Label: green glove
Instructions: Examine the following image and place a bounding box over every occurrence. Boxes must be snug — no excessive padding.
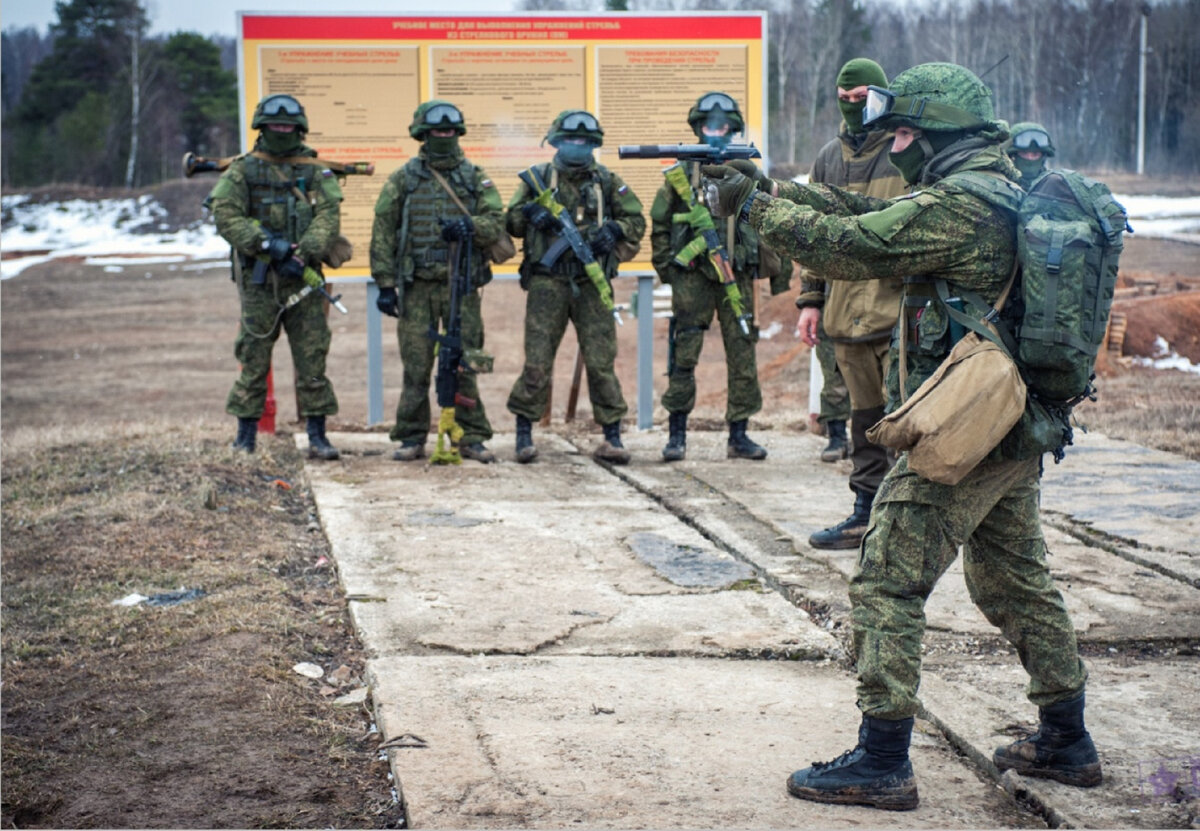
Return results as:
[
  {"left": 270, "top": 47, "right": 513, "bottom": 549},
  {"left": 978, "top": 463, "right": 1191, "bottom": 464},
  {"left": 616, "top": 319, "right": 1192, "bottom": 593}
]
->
[
  {"left": 672, "top": 203, "right": 716, "bottom": 232},
  {"left": 699, "top": 165, "right": 758, "bottom": 219},
  {"left": 724, "top": 159, "right": 773, "bottom": 193}
]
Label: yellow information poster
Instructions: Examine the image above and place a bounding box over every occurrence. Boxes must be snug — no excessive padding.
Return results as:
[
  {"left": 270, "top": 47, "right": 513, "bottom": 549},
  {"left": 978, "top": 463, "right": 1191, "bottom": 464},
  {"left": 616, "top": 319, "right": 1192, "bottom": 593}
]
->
[{"left": 238, "top": 13, "right": 767, "bottom": 275}]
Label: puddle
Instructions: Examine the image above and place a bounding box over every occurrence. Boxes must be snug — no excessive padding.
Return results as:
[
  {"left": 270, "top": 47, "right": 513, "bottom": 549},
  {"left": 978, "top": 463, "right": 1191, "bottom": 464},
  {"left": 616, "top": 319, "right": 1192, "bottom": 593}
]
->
[
  {"left": 626, "top": 532, "right": 754, "bottom": 587},
  {"left": 406, "top": 508, "right": 489, "bottom": 528}
]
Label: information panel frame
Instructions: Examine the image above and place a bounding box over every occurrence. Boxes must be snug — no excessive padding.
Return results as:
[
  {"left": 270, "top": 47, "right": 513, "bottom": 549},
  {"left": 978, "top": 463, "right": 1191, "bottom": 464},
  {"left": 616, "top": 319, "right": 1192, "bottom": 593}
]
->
[{"left": 236, "top": 11, "right": 768, "bottom": 276}]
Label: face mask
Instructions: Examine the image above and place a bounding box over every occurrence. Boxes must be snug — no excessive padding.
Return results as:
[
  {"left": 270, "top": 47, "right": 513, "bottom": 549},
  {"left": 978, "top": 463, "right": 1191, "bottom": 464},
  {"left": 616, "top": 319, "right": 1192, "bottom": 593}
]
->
[
  {"left": 1013, "top": 156, "right": 1045, "bottom": 182},
  {"left": 556, "top": 142, "right": 594, "bottom": 167},
  {"left": 702, "top": 132, "right": 732, "bottom": 150},
  {"left": 425, "top": 135, "right": 459, "bottom": 158},
  {"left": 888, "top": 140, "right": 927, "bottom": 185},
  {"left": 839, "top": 99, "right": 866, "bottom": 135},
  {"left": 261, "top": 129, "right": 301, "bottom": 156}
]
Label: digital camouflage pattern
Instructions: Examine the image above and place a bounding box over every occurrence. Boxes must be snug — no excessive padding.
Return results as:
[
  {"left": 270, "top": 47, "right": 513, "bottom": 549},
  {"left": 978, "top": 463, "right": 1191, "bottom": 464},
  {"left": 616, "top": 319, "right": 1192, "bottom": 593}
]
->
[
  {"left": 878, "top": 62, "right": 999, "bottom": 133},
  {"left": 650, "top": 161, "right": 767, "bottom": 422},
  {"left": 208, "top": 135, "right": 343, "bottom": 419},
  {"left": 369, "top": 144, "right": 505, "bottom": 443},
  {"left": 747, "top": 136, "right": 1087, "bottom": 717},
  {"left": 505, "top": 157, "right": 645, "bottom": 425}
]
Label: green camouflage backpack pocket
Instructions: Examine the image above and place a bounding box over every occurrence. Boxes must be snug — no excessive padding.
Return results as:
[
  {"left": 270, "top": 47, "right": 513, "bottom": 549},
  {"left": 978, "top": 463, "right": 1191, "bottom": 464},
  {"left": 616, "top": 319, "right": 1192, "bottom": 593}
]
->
[{"left": 1015, "top": 170, "right": 1128, "bottom": 405}]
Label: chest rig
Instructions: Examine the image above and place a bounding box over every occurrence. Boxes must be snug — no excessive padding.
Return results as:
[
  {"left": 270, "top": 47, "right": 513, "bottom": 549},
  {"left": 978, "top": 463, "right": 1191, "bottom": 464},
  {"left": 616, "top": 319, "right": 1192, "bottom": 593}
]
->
[
  {"left": 242, "top": 154, "right": 320, "bottom": 243},
  {"left": 401, "top": 157, "right": 480, "bottom": 275}
]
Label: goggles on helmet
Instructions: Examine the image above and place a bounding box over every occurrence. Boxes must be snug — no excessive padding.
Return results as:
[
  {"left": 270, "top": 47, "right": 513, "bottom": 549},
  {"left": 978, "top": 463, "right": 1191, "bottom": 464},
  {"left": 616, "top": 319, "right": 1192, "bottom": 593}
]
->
[
  {"left": 862, "top": 85, "right": 988, "bottom": 131},
  {"left": 1011, "top": 128, "right": 1052, "bottom": 151},
  {"left": 423, "top": 103, "right": 464, "bottom": 127},
  {"left": 259, "top": 95, "right": 303, "bottom": 118},
  {"left": 695, "top": 92, "right": 738, "bottom": 114},
  {"left": 560, "top": 111, "right": 600, "bottom": 133}
]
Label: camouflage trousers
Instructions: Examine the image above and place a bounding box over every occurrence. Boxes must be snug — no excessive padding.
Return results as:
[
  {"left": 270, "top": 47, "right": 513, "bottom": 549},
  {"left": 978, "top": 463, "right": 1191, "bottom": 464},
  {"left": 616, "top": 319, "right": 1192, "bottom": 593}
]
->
[
  {"left": 226, "top": 275, "right": 337, "bottom": 419},
  {"left": 850, "top": 454, "right": 1087, "bottom": 720},
  {"left": 507, "top": 271, "right": 627, "bottom": 427},
  {"left": 391, "top": 278, "right": 492, "bottom": 445},
  {"left": 662, "top": 269, "right": 762, "bottom": 423},
  {"left": 816, "top": 320, "right": 850, "bottom": 425}
]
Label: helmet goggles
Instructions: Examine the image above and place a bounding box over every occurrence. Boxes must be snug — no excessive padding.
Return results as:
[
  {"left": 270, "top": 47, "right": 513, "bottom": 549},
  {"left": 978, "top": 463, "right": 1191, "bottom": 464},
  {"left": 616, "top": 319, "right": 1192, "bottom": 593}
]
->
[
  {"left": 695, "top": 92, "right": 737, "bottom": 114},
  {"left": 423, "top": 103, "right": 464, "bottom": 128},
  {"left": 560, "top": 111, "right": 600, "bottom": 133},
  {"left": 863, "top": 85, "right": 988, "bottom": 131},
  {"left": 1012, "top": 128, "right": 1052, "bottom": 151},
  {"left": 259, "top": 95, "right": 303, "bottom": 118}
]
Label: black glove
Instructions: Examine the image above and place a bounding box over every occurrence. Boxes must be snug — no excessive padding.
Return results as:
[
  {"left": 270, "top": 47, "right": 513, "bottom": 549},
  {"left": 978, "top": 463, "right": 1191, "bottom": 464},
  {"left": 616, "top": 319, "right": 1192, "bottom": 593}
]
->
[
  {"left": 699, "top": 165, "right": 760, "bottom": 219},
  {"left": 376, "top": 286, "right": 399, "bottom": 318},
  {"left": 589, "top": 220, "right": 623, "bottom": 256},
  {"left": 276, "top": 255, "right": 306, "bottom": 281},
  {"left": 261, "top": 233, "right": 292, "bottom": 262},
  {"left": 522, "top": 202, "right": 560, "bottom": 232},
  {"left": 440, "top": 216, "right": 474, "bottom": 242},
  {"left": 725, "top": 159, "right": 774, "bottom": 193}
]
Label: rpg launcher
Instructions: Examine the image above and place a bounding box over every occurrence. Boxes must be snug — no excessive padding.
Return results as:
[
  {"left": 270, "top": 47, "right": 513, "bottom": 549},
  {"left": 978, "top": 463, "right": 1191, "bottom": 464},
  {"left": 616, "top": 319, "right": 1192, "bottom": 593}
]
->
[
  {"left": 183, "top": 151, "right": 374, "bottom": 178},
  {"left": 617, "top": 143, "right": 762, "bottom": 164},
  {"left": 518, "top": 165, "right": 621, "bottom": 325}
]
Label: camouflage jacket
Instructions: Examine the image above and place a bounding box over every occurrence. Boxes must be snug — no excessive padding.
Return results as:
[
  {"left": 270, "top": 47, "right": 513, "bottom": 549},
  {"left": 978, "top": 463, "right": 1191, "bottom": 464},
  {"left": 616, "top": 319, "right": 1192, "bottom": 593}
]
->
[
  {"left": 369, "top": 149, "right": 505, "bottom": 288},
  {"left": 208, "top": 139, "right": 343, "bottom": 268},
  {"left": 753, "top": 144, "right": 1020, "bottom": 403},
  {"left": 799, "top": 126, "right": 908, "bottom": 342}
]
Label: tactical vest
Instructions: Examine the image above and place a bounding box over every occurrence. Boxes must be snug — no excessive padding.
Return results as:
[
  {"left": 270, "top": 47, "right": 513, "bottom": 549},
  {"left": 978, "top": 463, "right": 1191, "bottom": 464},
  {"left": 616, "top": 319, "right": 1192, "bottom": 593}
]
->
[
  {"left": 399, "top": 157, "right": 488, "bottom": 281},
  {"left": 241, "top": 153, "right": 321, "bottom": 244},
  {"left": 668, "top": 162, "right": 767, "bottom": 277},
  {"left": 523, "top": 162, "right": 620, "bottom": 278}
]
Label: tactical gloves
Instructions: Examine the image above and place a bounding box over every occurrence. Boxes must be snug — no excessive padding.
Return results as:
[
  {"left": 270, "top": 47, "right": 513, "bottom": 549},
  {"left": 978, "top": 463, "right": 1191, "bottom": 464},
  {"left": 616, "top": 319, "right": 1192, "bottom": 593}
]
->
[
  {"left": 376, "top": 286, "right": 400, "bottom": 318},
  {"left": 522, "top": 202, "right": 560, "bottom": 232},
  {"left": 262, "top": 233, "right": 293, "bottom": 262},
  {"left": 700, "top": 165, "right": 759, "bottom": 219},
  {"left": 590, "top": 220, "right": 624, "bottom": 256},
  {"left": 276, "top": 255, "right": 307, "bottom": 281},
  {"left": 724, "top": 159, "right": 774, "bottom": 193},
  {"left": 441, "top": 216, "right": 474, "bottom": 242}
]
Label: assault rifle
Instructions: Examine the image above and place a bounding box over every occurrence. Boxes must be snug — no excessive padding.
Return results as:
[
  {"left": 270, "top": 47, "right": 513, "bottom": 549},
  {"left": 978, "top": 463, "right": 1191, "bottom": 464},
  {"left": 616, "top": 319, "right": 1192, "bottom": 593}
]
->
[
  {"left": 183, "top": 151, "right": 374, "bottom": 178},
  {"left": 518, "top": 166, "right": 621, "bottom": 325},
  {"left": 617, "top": 143, "right": 762, "bottom": 164},
  {"left": 662, "top": 163, "right": 752, "bottom": 336}
]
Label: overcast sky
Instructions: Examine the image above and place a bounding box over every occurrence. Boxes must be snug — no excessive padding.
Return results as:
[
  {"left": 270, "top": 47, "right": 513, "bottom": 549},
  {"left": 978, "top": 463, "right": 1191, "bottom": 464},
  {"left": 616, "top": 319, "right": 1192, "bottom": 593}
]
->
[{"left": 2, "top": 0, "right": 522, "bottom": 39}]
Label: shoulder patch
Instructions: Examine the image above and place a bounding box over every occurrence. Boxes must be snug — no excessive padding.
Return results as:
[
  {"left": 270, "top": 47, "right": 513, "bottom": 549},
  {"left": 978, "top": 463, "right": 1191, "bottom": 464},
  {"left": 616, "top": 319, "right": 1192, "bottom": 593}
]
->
[
  {"left": 617, "top": 184, "right": 628, "bottom": 196},
  {"left": 481, "top": 178, "right": 494, "bottom": 188},
  {"left": 858, "top": 193, "right": 937, "bottom": 241},
  {"left": 321, "top": 168, "right": 334, "bottom": 178}
]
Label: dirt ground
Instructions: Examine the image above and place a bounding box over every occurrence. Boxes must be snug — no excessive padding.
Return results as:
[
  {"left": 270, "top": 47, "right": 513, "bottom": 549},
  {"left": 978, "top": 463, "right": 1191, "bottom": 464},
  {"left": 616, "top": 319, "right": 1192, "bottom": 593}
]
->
[{"left": 2, "top": 175, "right": 1199, "bottom": 828}]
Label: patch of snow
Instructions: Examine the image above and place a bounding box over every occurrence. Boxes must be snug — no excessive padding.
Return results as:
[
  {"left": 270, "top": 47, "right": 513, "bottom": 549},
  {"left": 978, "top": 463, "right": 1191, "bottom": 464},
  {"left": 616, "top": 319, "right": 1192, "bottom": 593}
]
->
[{"left": 1131, "top": 335, "right": 1200, "bottom": 375}]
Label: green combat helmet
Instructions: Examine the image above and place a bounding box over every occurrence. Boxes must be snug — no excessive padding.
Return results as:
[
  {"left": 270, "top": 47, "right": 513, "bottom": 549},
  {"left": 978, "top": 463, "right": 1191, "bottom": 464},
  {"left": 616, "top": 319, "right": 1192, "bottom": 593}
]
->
[
  {"left": 409, "top": 100, "right": 467, "bottom": 140},
  {"left": 863, "top": 62, "right": 999, "bottom": 134},
  {"left": 544, "top": 110, "right": 604, "bottom": 147},
  {"left": 687, "top": 91, "right": 745, "bottom": 138},
  {"left": 1004, "top": 121, "right": 1056, "bottom": 157},
  {"left": 251, "top": 94, "right": 308, "bottom": 132}
]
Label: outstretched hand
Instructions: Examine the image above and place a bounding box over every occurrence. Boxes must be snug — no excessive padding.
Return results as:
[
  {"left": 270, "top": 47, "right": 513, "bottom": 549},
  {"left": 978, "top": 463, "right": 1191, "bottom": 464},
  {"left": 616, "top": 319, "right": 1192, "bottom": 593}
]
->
[{"left": 699, "top": 165, "right": 758, "bottom": 219}]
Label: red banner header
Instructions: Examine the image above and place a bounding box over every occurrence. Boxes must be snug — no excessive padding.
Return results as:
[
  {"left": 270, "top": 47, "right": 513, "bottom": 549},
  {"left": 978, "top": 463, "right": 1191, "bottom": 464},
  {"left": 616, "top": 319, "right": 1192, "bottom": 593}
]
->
[{"left": 242, "top": 15, "right": 762, "bottom": 41}]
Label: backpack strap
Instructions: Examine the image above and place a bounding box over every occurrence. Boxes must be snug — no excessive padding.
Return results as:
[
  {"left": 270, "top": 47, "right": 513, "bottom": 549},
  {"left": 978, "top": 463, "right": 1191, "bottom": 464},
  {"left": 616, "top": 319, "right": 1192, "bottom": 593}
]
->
[
  {"left": 427, "top": 166, "right": 472, "bottom": 217},
  {"left": 935, "top": 266, "right": 1019, "bottom": 356}
]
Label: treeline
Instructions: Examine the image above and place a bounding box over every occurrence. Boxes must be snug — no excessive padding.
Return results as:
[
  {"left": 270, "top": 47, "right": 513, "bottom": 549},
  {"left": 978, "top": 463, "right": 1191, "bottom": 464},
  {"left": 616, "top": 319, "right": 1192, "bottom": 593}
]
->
[{"left": 3, "top": 0, "right": 1197, "bottom": 190}]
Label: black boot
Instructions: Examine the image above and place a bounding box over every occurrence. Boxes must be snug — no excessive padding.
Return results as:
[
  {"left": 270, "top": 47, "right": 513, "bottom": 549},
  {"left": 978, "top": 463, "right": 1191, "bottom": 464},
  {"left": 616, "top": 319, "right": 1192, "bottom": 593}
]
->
[
  {"left": 594, "top": 421, "right": 631, "bottom": 465},
  {"left": 515, "top": 415, "right": 538, "bottom": 464},
  {"left": 787, "top": 716, "right": 919, "bottom": 811},
  {"left": 809, "top": 487, "right": 873, "bottom": 550},
  {"left": 727, "top": 419, "right": 767, "bottom": 460},
  {"left": 994, "top": 693, "right": 1102, "bottom": 787},
  {"left": 821, "top": 419, "right": 849, "bottom": 462},
  {"left": 662, "top": 411, "right": 687, "bottom": 462},
  {"left": 306, "top": 416, "right": 340, "bottom": 461},
  {"left": 233, "top": 417, "right": 257, "bottom": 453}
]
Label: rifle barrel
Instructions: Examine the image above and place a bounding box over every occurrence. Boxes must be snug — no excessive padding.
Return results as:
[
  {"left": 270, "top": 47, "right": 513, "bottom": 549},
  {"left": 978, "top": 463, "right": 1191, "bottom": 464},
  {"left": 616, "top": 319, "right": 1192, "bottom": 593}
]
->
[{"left": 617, "top": 143, "right": 762, "bottom": 161}]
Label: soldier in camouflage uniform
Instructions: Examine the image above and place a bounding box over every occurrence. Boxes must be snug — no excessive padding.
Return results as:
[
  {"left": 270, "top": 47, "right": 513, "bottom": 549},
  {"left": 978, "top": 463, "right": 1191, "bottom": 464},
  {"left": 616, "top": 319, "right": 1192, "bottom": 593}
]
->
[
  {"left": 1003, "top": 121, "right": 1055, "bottom": 187},
  {"left": 703, "top": 63, "right": 1099, "bottom": 810},
  {"left": 651, "top": 92, "right": 783, "bottom": 462},
  {"left": 209, "top": 93, "right": 342, "bottom": 460},
  {"left": 796, "top": 58, "right": 909, "bottom": 550},
  {"left": 370, "top": 100, "right": 505, "bottom": 463},
  {"left": 506, "top": 110, "right": 645, "bottom": 465}
]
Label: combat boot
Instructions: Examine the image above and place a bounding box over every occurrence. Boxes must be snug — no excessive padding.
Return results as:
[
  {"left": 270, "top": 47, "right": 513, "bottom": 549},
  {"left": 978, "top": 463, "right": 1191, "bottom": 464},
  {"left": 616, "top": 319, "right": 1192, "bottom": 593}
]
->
[
  {"left": 821, "top": 419, "right": 849, "bottom": 462},
  {"left": 232, "top": 417, "right": 257, "bottom": 453},
  {"left": 393, "top": 440, "right": 425, "bottom": 462},
  {"left": 594, "top": 422, "right": 631, "bottom": 465},
  {"left": 662, "top": 411, "right": 687, "bottom": 462},
  {"left": 809, "top": 488, "right": 873, "bottom": 550},
  {"left": 727, "top": 419, "right": 767, "bottom": 460},
  {"left": 515, "top": 415, "right": 538, "bottom": 464},
  {"left": 461, "top": 442, "right": 496, "bottom": 464},
  {"left": 306, "top": 416, "right": 340, "bottom": 461},
  {"left": 787, "top": 716, "right": 919, "bottom": 811},
  {"left": 994, "top": 693, "right": 1102, "bottom": 787}
]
